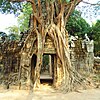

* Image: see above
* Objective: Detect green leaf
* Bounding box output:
[66,0,70,3]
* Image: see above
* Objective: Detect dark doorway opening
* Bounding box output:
[31,54,37,83]
[40,54,54,85]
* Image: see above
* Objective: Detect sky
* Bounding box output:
[0,13,18,34]
[76,0,100,25]
[0,0,100,34]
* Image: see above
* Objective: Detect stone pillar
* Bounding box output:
[53,55,57,87]
[49,55,52,76]
[86,40,94,73]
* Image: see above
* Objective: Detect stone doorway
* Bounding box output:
[31,54,37,83]
[40,54,55,85]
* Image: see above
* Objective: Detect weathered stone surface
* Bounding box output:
[69,36,94,73]
[0,33,95,89]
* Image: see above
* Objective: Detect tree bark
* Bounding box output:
[10,0,91,92]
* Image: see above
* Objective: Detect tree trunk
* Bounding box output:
[30,0,90,92]
[12,0,91,92]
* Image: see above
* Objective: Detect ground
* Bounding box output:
[0,85,100,100]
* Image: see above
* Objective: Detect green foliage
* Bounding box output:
[7,33,20,41]
[41,55,49,73]
[65,0,70,3]
[66,10,100,56]
[0,32,7,42]
[0,0,22,14]
[0,32,7,37]
[6,2,32,33]
[17,3,32,32]
[6,25,20,34]
[66,10,91,37]
[0,31,20,42]
[92,20,100,41]
[43,55,49,67]
[6,24,21,41]
[6,25,21,41]
[57,0,70,3]
[0,0,71,14]
[91,20,100,56]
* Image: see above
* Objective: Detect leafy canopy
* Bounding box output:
[91,20,100,56]
[0,0,22,14]
[0,0,71,14]
[66,10,91,37]
[17,3,32,32]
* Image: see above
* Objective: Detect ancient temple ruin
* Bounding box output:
[19,32,55,88]
[0,31,94,89]
[69,34,94,73]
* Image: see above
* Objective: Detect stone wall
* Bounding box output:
[69,35,94,73]
[0,41,21,86]
[0,33,95,88]
[94,57,100,73]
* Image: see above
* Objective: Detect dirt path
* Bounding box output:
[0,86,100,100]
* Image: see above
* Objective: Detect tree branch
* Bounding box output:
[10,0,34,4]
[65,1,75,23]
[33,13,42,24]
[51,3,54,24]
[82,0,100,6]
[46,0,50,24]
[10,0,25,2]
[38,0,42,16]
[65,0,81,23]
